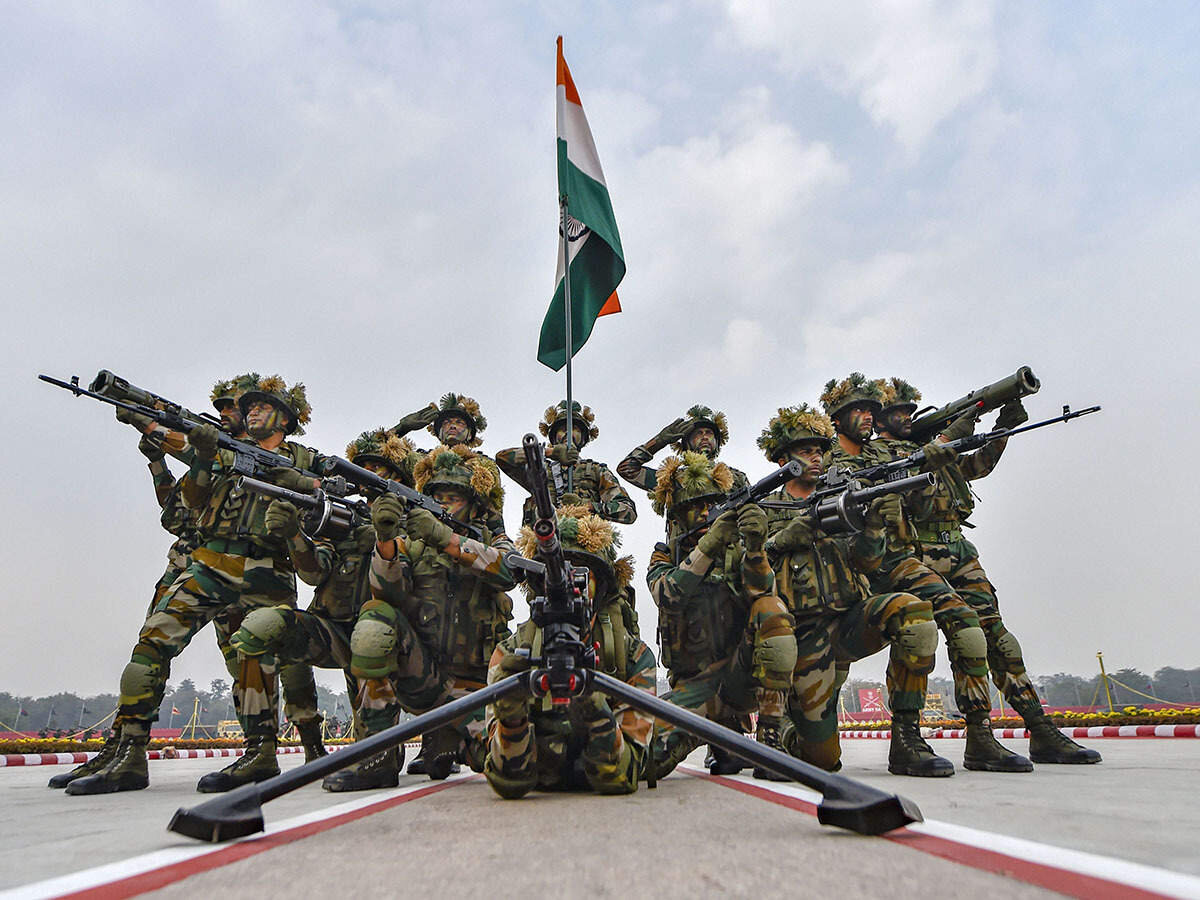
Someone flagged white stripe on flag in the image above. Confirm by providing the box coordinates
[556,86,605,185]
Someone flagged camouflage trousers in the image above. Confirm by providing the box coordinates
[869,551,991,716]
[795,591,935,771]
[436,675,489,772]
[651,595,796,777]
[921,538,1042,721]
[118,546,297,739]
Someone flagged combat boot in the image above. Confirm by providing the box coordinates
[405,751,427,775]
[422,727,462,781]
[195,736,280,793]
[888,711,954,777]
[296,718,328,763]
[751,717,791,782]
[322,746,403,792]
[707,746,747,776]
[48,731,121,789]
[1027,715,1102,764]
[64,730,149,795]
[962,713,1032,772]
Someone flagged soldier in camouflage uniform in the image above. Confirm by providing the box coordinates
[484,505,657,797]
[617,404,750,495]
[756,403,951,777]
[820,375,1031,772]
[228,428,422,770]
[67,376,319,795]
[874,384,1101,766]
[645,452,797,778]
[321,443,518,790]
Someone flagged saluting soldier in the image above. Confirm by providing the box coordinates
[617,404,749,495]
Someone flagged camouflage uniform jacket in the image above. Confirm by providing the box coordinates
[761,485,886,620]
[824,441,922,558]
[495,447,636,526]
[486,619,657,792]
[647,538,774,681]
[287,524,378,623]
[369,524,517,683]
[181,440,318,563]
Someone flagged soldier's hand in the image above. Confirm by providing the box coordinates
[737,503,768,552]
[921,441,958,472]
[865,494,904,533]
[265,500,302,539]
[189,423,220,461]
[393,403,439,435]
[549,443,580,466]
[649,416,690,450]
[115,406,155,432]
[371,494,406,542]
[772,515,814,552]
[406,507,455,548]
[995,399,1029,430]
[940,408,978,443]
[137,433,165,462]
[696,509,738,557]
[266,466,319,493]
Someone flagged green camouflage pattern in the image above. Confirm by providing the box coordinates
[820,372,884,419]
[756,404,834,463]
[236,374,312,436]
[495,448,636,526]
[617,446,749,495]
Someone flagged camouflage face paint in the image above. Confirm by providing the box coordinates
[431,487,472,522]
[438,414,472,445]
[784,443,824,483]
[838,406,874,444]
[246,401,290,439]
[687,426,718,456]
[879,409,913,439]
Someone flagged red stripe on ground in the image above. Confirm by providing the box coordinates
[686,769,1174,900]
[55,777,477,899]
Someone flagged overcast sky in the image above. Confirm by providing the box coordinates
[3,2,1197,699]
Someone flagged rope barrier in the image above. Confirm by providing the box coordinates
[1104,677,1194,708]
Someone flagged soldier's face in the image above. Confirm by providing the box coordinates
[438,414,471,445]
[784,443,824,484]
[246,401,290,439]
[216,401,244,434]
[687,426,718,456]
[431,487,472,521]
[360,460,397,480]
[679,500,712,532]
[838,406,874,444]
[551,423,584,447]
[879,409,912,439]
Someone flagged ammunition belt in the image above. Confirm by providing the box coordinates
[203,538,273,559]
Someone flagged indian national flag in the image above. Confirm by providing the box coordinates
[537,37,626,372]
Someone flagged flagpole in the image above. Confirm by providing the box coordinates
[560,193,575,492]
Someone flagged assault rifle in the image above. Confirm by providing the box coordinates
[39,374,324,481]
[674,461,805,549]
[758,469,935,535]
[89,369,224,429]
[235,476,368,540]
[909,366,1041,441]
[853,404,1101,485]
[167,435,924,843]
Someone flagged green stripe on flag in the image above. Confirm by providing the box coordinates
[537,234,625,371]
[557,140,624,259]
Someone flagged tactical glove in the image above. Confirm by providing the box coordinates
[865,494,904,533]
[548,443,580,466]
[406,507,455,548]
[648,417,690,451]
[696,509,738,558]
[137,433,164,462]
[920,441,958,472]
[737,503,768,552]
[393,403,439,436]
[371,494,406,542]
[115,406,155,432]
[995,399,1029,430]
[266,466,318,493]
[772,515,814,552]
[189,424,220,461]
[940,409,978,443]
[265,500,302,539]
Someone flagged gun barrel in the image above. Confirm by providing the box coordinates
[910,366,1041,440]
[236,476,320,509]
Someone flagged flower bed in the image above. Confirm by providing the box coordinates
[839,706,1200,731]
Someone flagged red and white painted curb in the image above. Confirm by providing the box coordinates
[839,724,1200,740]
[2,740,428,768]
[683,767,1200,900]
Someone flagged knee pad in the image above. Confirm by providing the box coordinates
[895,618,939,659]
[753,632,798,690]
[947,625,987,660]
[231,607,289,657]
[993,629,1023,664]
[350,619,398,678]
[118,661,159,704]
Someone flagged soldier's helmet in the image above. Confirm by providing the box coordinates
[516,503,633,603]
[237,375,312,435]
[428,392,487,448]
[820,372,883,420]
[875,377,922,416]
[671,404,731,455]
[210,372,261,412]
[346,429,417,483]
[413,444,504,513]
[652,451,735,519]
[757,404,835,463]
[539,400,599,448]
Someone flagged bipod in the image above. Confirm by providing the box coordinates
[168,674,529,843]
[590,672,922,836]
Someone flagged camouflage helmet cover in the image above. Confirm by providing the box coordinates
[539,400,599,446]
[757,404,835,462]
[237,374,312,435]
[413,443,504,511]
[515,503,634,601]
[652,451,734,517]
[210,372,261,411]
[671,404,730,454]
[346,429,416,480]
[427,392,487,448]
[820,372,883,420]
[876,377,923,414]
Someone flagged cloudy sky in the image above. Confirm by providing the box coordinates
[3,2,1196,699]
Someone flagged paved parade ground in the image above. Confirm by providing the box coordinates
[1,738,1197,899]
